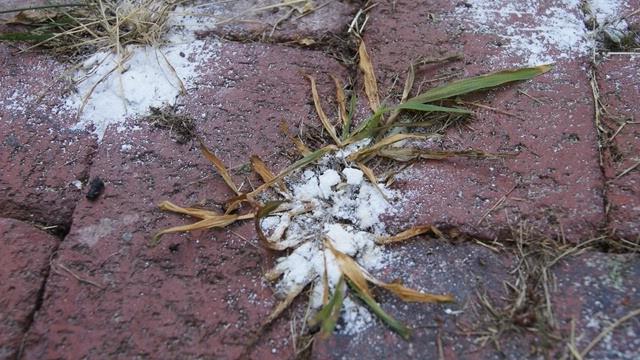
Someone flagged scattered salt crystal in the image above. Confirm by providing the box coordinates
[339,297,374,334]
[454,0,589,65]
[260,216,281,231]
[293,176,321,200]
[342,168,364,185]
[325,223,359,256]
[356,182,391,230]
[444,308,464,315]
[71,180,83,190]
[588,0,627,25]
[318,169,341,198]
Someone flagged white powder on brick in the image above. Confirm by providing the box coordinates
[66,8,219,140]
[453,0,590,65]
[262,152,397,334]
[318,169,341,198]
[343,167,364,185]
[588,0,627,25]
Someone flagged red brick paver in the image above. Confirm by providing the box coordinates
[21,40,347,359]
[597,55,640,241]
[0,218,58,360]
[364,0,605,243]
[0,44,97,228]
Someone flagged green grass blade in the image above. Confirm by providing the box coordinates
[312,276,346,338]
[346,106,388,143]
[406,64,553,104]
[396,102,472,114]
[347,279,411,340]
[342,93,357,140]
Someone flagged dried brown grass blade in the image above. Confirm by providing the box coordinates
[377,148,513,162]
[250,155,289,195]
[250,155,275,183]
[305,75,342,146]
[199,141,240,195]
[385,61,416,126]
[324,237,373,298]
[246,145,337,198]
[264,284,306,326]
[327,236,454,304]
[358,41,380,112]
[347,134,424,162]
[226,145,335,213]
[157,200,221,220]
[280,121,311,156]
[152,212,253,244]
[376,225,440,244]
[331,75,349,129]
[378,281,454,303]
[356,162,389,201]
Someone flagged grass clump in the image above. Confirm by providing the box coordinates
[151,37,551,342]
[0,0,177,57]
[144,106,196,144]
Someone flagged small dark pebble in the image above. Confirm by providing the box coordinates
[86,177,105,201]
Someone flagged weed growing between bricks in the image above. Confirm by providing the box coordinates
[152,32,551,348]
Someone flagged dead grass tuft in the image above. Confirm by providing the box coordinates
[152,37,550,342]
[0,0,177,57]
[465,222,570,356]
[144,106,196,144]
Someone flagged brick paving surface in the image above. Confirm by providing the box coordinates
[0,218,58,360]
[0,1,638,359]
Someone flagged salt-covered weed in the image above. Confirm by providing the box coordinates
[153,40,551,340]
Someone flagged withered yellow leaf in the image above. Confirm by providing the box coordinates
[347,133,424,162]
[358,41,380,112]
[331,75,349,128]
[356,162,389,201]
[199,141,240,195]
[250,155,289,195]
[306,75,342,146]
[264,284,306,326]
[325,238,373,298]
[297,37,316,46]
[376,225,439,245]
[250,155,275,183]
[379,282,454,303]
[152,212,253,244]
[158,200,221,220]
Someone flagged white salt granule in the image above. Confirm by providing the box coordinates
[342,167,364,185]
[338,297,375,334]
[68,41,214,140]
[325,223,359,256]
[293,175,321,200]
[335,139,371,159]
[318,169,341,198]
[356,182,391,231]
[260,216,281,231]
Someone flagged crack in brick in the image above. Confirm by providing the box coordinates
[15,240,60,360]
